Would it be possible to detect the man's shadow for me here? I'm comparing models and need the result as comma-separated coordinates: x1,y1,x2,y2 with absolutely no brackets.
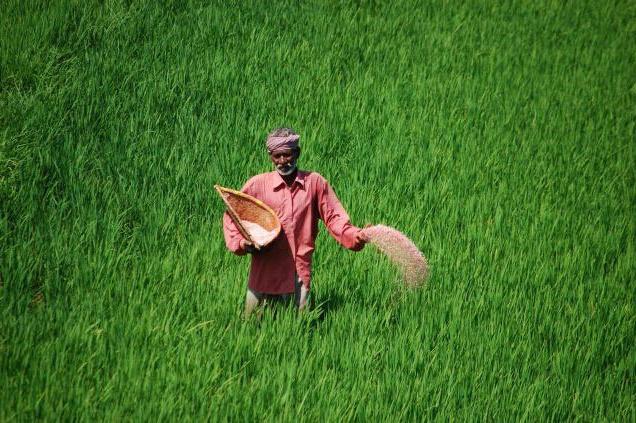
242,289,347,328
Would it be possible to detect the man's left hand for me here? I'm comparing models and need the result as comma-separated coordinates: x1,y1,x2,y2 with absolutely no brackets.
353,229,369,250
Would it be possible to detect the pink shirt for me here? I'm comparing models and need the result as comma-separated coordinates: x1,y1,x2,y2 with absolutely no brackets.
223,170,362,294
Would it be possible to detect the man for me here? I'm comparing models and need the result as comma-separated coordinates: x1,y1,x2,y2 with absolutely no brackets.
223,127,368,316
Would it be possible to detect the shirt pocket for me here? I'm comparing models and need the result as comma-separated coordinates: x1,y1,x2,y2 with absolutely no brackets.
292,189,313,220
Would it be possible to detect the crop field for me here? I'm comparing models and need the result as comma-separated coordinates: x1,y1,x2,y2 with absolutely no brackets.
1,0,634,420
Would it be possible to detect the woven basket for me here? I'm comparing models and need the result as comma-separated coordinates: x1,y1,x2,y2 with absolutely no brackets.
214,185,281,249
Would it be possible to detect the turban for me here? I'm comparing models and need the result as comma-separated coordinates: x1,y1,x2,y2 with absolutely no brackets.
267,134,300,153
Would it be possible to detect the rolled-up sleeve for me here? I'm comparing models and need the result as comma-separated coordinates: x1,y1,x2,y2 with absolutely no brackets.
222,179,256,256
317,178,362,251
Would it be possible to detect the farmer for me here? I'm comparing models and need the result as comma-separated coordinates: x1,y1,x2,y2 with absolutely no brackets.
223,127,368,316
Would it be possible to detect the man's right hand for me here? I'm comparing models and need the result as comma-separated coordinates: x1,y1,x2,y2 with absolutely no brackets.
240,239,257,254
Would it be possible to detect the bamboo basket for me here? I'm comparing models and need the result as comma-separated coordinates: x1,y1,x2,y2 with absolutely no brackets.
214,185,281,249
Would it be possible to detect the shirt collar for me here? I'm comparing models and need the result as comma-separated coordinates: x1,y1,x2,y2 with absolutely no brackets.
272,170,306,191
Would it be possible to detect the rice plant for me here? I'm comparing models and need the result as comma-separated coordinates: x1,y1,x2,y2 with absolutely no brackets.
1,0,634,420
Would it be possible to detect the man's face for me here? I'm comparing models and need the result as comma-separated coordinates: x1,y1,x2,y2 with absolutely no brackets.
270,148,300,176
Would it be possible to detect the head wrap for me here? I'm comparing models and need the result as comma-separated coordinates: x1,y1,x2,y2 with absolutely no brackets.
267,134,300,153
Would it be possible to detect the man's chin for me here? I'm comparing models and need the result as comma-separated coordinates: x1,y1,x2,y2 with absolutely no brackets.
276,166,297,176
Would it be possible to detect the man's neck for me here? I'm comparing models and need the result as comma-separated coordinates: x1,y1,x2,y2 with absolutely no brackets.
281,169,298,187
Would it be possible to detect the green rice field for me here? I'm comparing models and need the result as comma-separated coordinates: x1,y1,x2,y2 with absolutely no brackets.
1,0,634,420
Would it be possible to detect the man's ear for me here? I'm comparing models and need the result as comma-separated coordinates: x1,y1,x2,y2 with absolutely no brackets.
295,148,301,160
